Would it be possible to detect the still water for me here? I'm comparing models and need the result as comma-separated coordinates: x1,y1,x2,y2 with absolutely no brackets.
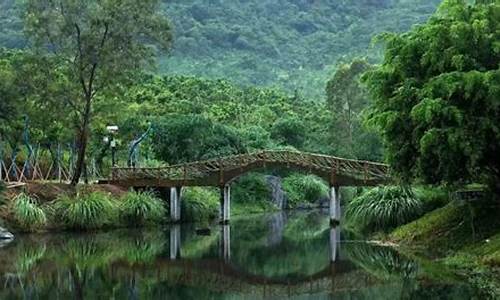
0,211,480,299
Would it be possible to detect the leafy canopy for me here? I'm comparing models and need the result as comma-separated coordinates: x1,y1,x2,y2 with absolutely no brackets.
364,0,500,191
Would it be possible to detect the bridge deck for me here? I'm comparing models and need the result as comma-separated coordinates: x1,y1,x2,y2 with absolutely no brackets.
110,150,389,188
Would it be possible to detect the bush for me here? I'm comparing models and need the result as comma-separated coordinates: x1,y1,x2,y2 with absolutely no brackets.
282,174,329,207
12,193,47,232
181,187,219,223
120,191,166,226
52,192,118,230
232,173,271,203
346,186,423,231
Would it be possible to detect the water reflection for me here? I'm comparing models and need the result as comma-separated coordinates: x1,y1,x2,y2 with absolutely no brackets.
0,211,479,299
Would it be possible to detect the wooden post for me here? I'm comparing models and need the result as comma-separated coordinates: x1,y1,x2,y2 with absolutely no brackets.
170,186,182,223
329,186,341,226
220,184,231,224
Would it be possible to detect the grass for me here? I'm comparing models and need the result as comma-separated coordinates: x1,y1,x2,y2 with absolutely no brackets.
391,198,500,254
389,196,500,299
346,186,423,232
120,190,166,226
12,193,47,232
51,192,118,230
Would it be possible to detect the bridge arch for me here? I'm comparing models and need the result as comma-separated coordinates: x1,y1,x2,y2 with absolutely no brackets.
110,150,389,224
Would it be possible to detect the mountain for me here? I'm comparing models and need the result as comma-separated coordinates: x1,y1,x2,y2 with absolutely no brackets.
0,0,441,98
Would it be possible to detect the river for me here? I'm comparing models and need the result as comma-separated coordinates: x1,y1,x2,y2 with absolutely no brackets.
0,210,480,299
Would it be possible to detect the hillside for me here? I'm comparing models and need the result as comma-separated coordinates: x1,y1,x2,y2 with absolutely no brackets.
0,0,441,98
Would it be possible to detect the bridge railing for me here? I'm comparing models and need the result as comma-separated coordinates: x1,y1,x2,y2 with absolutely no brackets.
111,150,389,183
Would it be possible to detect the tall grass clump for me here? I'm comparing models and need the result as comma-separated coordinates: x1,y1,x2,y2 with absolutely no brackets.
120,191,166,226
283,174,329,207
181,187,219,223
12,193,47,232
52,192,117,230
346,186,423,231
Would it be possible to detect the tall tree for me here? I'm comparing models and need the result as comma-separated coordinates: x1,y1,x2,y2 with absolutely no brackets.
326,58,382,160
24,0,172,185
364,0,500,192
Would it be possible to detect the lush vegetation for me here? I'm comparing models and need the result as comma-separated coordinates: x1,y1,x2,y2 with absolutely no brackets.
52,192,118,230
364,0,500,193
0,0,441,98
11,194,47,232
282,174,329,207
119,191,167,226
346,186,423,231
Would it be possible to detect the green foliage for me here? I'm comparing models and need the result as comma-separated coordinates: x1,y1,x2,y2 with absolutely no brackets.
282,174,329,207
1,1,441,97
120,191,166,226
180,187,219,223
364,1,500,191
152,115,245,164
391,197,500,253
271,117,307,149
12,193,47,232
52,192,117,230
346,186,423,231
232,173,271,204
23,0,172,183
326,58,383,161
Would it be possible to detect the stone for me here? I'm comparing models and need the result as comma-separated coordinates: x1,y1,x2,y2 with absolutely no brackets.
0,226,14,248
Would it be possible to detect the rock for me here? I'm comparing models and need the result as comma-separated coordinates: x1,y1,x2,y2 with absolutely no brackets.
265,175,288,210
0,227,14,248
196,228,211,236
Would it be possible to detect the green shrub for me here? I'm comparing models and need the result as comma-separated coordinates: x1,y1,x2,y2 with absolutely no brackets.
414,186,450,213
346,186,423,231
282,174,329,207
120,191,166,226
12,193,47,232
52,192,118,230
232,173,271,203
181,187,219,223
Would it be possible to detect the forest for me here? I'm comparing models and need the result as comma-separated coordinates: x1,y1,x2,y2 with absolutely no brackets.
0,0,499,299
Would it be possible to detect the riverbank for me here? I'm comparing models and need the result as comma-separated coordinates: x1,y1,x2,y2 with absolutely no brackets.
386,197,500,298
0,182,284,233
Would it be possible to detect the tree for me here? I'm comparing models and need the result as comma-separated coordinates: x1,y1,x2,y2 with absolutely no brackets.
326,58,382,160
24,0,172,185
364,0,500,192
271,117,307,149
152,115,245,164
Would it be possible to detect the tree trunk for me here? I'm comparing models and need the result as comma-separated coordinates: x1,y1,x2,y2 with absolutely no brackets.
71,96,92,186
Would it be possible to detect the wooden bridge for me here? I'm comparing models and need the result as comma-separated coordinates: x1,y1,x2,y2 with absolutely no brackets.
109,150,390,224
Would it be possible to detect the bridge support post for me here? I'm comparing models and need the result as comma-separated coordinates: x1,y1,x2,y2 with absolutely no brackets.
219,184,231,224
329,186,341,226
170,187,182,223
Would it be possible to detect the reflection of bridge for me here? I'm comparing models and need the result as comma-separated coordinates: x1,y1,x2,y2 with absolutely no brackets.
113,226,378,297
110,150,389,224
169,225,341,264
